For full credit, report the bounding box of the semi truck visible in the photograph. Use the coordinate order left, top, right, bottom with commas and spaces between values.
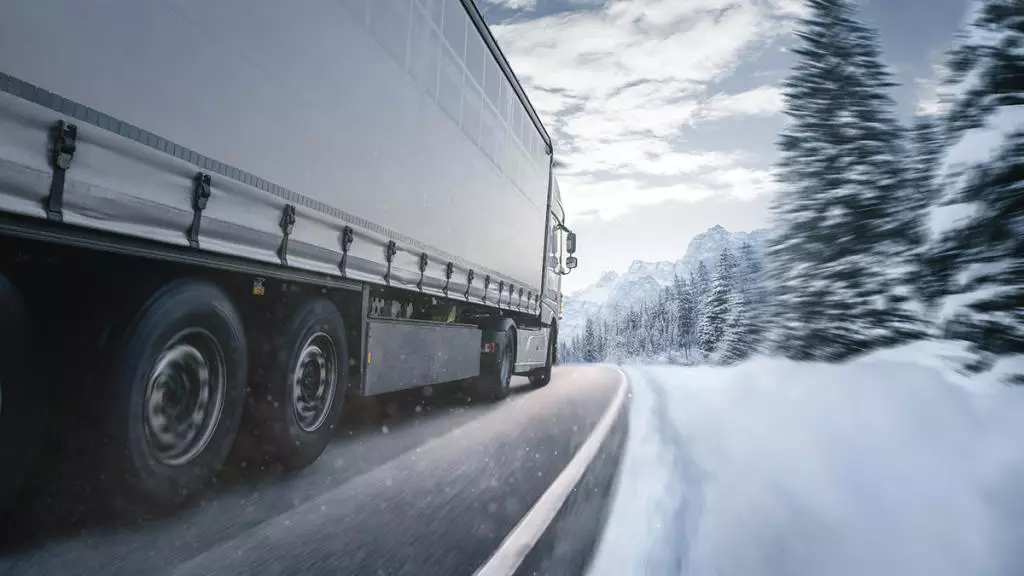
0, 0, 577, 508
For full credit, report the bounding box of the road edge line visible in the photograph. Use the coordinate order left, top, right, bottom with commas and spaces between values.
473, 366, 630, 576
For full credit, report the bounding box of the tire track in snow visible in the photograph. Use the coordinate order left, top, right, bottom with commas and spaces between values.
641, 367, 709, 576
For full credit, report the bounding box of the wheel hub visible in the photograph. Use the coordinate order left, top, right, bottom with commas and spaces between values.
292, 332, 337, 433
144, 328, 226, 467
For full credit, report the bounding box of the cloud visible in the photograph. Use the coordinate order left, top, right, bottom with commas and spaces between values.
491, 0, 794, 219
767, 0, 811, 19
564, 165, 778, 220
565, 142, 737, 176
701, 85, 785, 120
704, 167, 779, 199
562, 175, 717, 220
482, 0, 538, 11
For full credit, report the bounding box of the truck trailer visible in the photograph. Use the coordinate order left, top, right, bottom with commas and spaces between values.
0, 0, 578, 508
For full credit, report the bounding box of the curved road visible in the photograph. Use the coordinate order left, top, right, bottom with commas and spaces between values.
0, 365, 628, 576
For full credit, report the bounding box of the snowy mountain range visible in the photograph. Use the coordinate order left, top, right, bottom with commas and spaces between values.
561, 225, 770, 339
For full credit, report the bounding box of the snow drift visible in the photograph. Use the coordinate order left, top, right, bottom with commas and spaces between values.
589, 346, 1024, 576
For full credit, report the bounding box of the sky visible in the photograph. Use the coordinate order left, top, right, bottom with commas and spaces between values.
476, 0, 972, 293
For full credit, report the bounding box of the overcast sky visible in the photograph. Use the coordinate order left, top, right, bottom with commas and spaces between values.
478, 0, 971, 293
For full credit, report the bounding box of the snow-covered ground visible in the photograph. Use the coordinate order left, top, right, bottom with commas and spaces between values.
589, 344, 1024, 576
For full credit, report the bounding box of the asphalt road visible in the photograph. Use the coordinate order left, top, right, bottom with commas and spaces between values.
0, 365, 629, 576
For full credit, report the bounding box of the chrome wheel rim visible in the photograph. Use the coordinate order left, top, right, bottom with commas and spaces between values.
292, 332, 337, 433
144, 328, 226, 467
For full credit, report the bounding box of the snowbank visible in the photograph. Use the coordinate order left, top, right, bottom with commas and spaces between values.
589, 349, 1024, 576
866, 339, 1021, 391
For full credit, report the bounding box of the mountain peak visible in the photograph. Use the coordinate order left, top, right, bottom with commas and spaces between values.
561, 224, 771, 339
677, 226, 767, 274
628, 260, 652, 273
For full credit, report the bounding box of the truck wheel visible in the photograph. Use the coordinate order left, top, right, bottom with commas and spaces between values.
101, 279, 247, 506
0, 274, 41, 511
529, 327, 556, 388
247, 297, 347, 470
474, 325, 515, 401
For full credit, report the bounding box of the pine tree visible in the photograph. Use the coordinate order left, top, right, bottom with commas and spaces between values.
718, 248, 746, 364
655, 289, 673, 358
638, 302, 650, 357
693, 261, 714, 362
767, 0, 922, 361
700, 248, 740, 361
909, 116, 945, 210
731, 242, 765, 361
695, 261, 712, 301
565, 333, 583, 363
625, 306, 642, 359
656, 293, 669, 356
926, 0, 1023, 380
581, 317, 600, 363
675, 275, 699, 362
673, 272, 686, 302
910, 115, 949, 304
651, 298, 661, 356
661, 287, 676, 357
605, 306, 624, 363
599, 317, 610, 361
719, 288, 747, 365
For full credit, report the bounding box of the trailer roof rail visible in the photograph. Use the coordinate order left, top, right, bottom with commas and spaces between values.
458, 0, 553, 155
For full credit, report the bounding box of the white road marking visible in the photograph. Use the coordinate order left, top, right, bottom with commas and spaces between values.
473, 366, 630, 576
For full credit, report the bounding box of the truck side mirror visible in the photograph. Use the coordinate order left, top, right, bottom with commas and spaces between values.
566, 231, 577, 254
566, 256, 578, 271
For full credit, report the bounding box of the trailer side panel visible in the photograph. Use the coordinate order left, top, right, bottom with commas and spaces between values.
0, 0, 551, 308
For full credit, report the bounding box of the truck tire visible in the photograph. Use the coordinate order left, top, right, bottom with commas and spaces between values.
0, 274, 41, 511
100, 279, 247, 507
246, 297, 347, 470
529, 326, 556, 388
474, 324, 515, 401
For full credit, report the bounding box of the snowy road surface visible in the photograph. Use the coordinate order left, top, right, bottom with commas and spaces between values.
0, 366, 629, 576
589, 353, 1024, 576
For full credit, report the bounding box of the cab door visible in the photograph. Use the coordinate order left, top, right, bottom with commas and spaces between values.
542, 207, 566, 324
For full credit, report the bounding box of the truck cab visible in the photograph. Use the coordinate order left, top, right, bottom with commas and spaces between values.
542, 175, 578, 329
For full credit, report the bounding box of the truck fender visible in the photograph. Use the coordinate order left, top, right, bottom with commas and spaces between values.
481, 317, 517, 346
480, 317, 517, 369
